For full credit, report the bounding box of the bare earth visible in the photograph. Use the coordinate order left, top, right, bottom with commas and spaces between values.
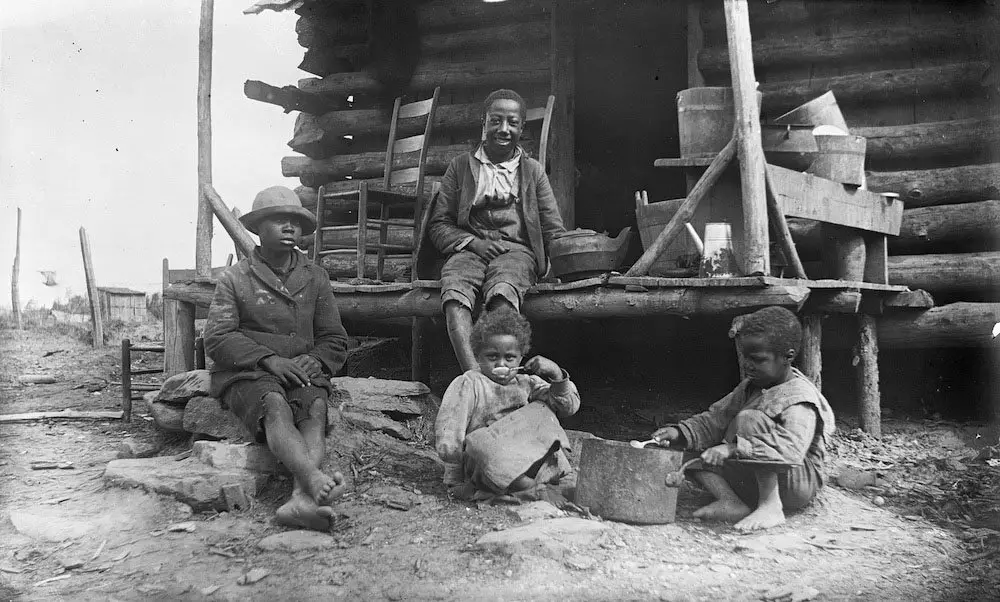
1, 327, 998, 601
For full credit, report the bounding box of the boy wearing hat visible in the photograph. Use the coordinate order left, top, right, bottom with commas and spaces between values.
204, 185, 349, 531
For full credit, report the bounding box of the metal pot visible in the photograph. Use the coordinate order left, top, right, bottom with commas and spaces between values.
549, 228, 633, 281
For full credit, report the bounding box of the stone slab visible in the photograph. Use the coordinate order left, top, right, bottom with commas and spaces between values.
155, 370, 211, 405
116, 438, 163, 459
505, 501, 565, 523
258, 530, 334, 552
183, 396, 250, 442
333, 377, 437, 418
342, 410, 413, 440
9, 511, 95, 541
149, 401, 187, 434
476, 517, 610, 558
192, 440, 286, 474
104, 456, 268, 511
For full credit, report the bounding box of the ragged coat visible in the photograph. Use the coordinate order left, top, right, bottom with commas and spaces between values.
203, 249, 349, 397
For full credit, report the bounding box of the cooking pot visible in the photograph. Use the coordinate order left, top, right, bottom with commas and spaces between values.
549, 228, 633, 281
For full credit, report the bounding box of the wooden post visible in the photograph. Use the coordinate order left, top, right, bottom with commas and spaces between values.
79, 227, 104, 347
162, 258, 196, 376
687, 0, 706, 88
724, 0, 769, 276
549, 0, 576, 228
411, 317, 432, 384
203, 184, 256, 257
195, 0, 214, 278
857, 314, 881, 438
121, 339, 132, 422
798, 314, 822, 390
11, 207, 21, 329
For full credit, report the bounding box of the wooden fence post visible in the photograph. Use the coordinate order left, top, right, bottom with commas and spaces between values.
11, 207, 21, 329
79, 227, 104, 347
196, 0, 214, 278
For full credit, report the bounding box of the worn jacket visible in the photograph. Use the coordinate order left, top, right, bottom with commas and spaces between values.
203, 248, 349, 397
419, 149, 566, 278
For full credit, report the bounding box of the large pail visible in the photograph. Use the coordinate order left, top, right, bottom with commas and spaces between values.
700, 222, 740, 277
807, 134, 867, 186
635, 199, 699, 276
821, 224, 866, 281
575, 438, 684, 524
774, 91, 849, 132
677, 87, 760, 158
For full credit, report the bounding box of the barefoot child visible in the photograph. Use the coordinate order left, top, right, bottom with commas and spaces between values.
204, 185, 349, 531
422, 89, 567, 371
653, 306, 835, 531
435, 307, 579, 499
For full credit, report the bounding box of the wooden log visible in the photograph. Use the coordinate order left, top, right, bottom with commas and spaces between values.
309, 176, 442, 198
866, 163, 1000, 209
203, 184, 257, 258
244, 80, 337, 114
549, 0, 575, 228
759, 62, 990, 114
163, 282, 216, 308
79, 227, 104, 347
283, 144, 466, 180
319, 253, 412, 282
302, 225, 414, 252
164, 299, 196, 376
856, 117, 1000, 165
121, 339, 132, 422
798, 314, 822, 390
726, 0, 769, 276
802, 290, 862, 314
883, 289, 935, 309
856, 314, 881, 438
626, 137, 737, 276
699, 22, 983, 74
877, 302, 1000, 348
0, 410, 124, 423
196, 0, 214, 278
888, 252, 1000, 297
11, 207, 21, 329
411, 317, 432, 384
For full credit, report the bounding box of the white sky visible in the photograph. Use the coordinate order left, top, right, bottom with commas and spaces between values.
0, 0, 301, 309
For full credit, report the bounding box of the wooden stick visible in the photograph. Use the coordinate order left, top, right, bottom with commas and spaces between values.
724, 0, 769, 276
121, 339, 132, 423
626, 137, 737, 276
550, 0, 576, 228
195, 0, 214, 278
857, 314, 881, 438
79, 227, 104, 347
0, 411, 124, 423
11, 207, 21, 329
765, 169, 807, 278
202, 184, 256, 259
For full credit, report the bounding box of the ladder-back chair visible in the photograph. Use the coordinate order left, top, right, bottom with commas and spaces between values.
313, 87, 441, 282
526, 95, 555, 170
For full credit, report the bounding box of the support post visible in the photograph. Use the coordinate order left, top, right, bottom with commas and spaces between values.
724, 0, 769, 275
121, 339, 132, 422
857, 314, 881, 438
79, 227, 104, 347
164, 300, 196, 376
550, 0, 576, 228
798, 314, 823, 390
196, 0, 215, 278
687, 0, 706, 88
11, 207, 21, 329
411, 317, 432, 384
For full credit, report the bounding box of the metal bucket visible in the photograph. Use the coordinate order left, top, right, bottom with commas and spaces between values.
575, 438, 684, 524
774, 91, 849, 132
677, 87, 761, 158
807, 134, 867, 186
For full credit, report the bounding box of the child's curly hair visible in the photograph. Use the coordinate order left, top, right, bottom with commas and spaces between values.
482, 89, 527, 122
470, 306, 532, 356
737, 306, 802, 356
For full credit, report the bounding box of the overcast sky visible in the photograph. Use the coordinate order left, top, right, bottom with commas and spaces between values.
0, 0, 301, 309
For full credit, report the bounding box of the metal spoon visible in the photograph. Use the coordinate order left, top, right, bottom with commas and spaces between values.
629, 437, 664, 449
664, 458, 703, 487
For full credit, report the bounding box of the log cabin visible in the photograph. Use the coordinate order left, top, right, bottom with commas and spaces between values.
169, 0, 1000, 433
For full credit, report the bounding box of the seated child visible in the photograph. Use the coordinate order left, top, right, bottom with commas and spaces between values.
204, 185, 350, 531
434, 307, 580, 499
653, 306, 836, 531
423, 88, 566, 371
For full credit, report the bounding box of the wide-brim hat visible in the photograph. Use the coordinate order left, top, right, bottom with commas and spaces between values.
240, 186, 317, 236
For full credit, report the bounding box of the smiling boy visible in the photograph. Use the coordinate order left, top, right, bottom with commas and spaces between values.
653, 307, 836, 531
204, 186, 349, 531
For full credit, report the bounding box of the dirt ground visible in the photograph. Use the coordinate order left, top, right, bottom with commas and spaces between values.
1, 326, 998, 601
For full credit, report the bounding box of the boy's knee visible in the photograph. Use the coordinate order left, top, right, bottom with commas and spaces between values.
732, 409, 773, 436
307, 396, 328, 421
262, 393, 293, 422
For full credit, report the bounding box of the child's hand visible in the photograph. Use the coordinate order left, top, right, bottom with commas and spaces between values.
469, 238, 508, 261
293, 354, 324, 378
700, 442, 736, 466
261, 355, 311, 388
523, 355, 563, 382
652, 426, 682, 446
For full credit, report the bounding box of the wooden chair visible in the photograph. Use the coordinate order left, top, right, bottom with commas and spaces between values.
313, 87, 441, 282
526, 95, 555, 170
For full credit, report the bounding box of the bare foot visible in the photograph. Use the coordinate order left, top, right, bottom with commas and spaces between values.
275, 492, 333, 531
692, 498, 752, 523
735, 502, 785, 531
305, 470, 347, 506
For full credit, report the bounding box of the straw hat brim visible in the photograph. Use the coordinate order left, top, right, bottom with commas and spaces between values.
240, 206, 317, 236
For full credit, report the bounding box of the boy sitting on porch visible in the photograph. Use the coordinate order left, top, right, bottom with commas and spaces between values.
435, 306, 580, 501
204, 185, 349, 531
423, 88, 567, 371
653, 306, 836, 531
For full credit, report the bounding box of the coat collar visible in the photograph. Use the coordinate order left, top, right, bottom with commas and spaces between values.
249, 248, 310, 301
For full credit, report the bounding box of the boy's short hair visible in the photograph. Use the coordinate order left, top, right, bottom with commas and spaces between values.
482, 89, 527, 122
470, 306, 532, 356
737, 306, 802, 355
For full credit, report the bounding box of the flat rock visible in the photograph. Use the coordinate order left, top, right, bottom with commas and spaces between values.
155, 370, 211, 405
183, 396, 250, 442
104, 456, 268, 511
476, 517, 610, 558
9, 511, 94, 541
505, 501, 565, 523
342, 409, 413, 440
257, 530, 333, 552
333, 377, 438, 419
193, 440, 286, 474
116, 438, 163, 459
149, 401, 187, 433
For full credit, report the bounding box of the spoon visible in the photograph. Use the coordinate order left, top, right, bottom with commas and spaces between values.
664, 458, 703, 487
491, 366, 527, 378
629, 437, 665, 449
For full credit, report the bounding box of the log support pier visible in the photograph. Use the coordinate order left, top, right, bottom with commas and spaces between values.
856, 314, 882, 438
798, 314, 823, 391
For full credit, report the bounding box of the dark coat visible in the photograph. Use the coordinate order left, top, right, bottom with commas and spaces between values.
415, 149, 566, 279
203, 249, 349, 397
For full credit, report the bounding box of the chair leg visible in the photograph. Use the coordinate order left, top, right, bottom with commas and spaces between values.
313, 186, 325, 262
377, 202, 389, 281
357, 182, 368, 280
121, 339, 132, 423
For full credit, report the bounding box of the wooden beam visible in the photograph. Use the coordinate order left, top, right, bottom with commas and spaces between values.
877, 302, 1000, 348
798, 314, 822, 390
765, 170, 806, 278
549, 0, 575, 227
196, 0, 214, 278
0, 411, 124, 423
725, 0, 769, 276
203, 184, 256, 258
244, 80, 335, 114
856, 117, 1000, 165
11, 207, 21, 330
282, 144, 466, 180
857, 314, 881, 438
79, 227, 104, 348
888, 252, 1000, 297
626, 137, 737, 276
867, 163, 1000, 209
687, 0, 706, 87
164, 298, 196, 375
768, 165, 904, 235
883, 289, 935, 309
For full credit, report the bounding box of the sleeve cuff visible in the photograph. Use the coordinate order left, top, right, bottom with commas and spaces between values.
734, 435, 754, 459
547, 369, 571, 390
453, 236, 476, 252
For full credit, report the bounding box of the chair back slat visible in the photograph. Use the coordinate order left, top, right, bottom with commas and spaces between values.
393, 134, 425, 155
398, 97, 435, 120
389, 166, 422, 188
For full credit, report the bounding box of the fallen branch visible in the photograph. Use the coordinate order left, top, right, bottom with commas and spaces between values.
0, 410, 123, 423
